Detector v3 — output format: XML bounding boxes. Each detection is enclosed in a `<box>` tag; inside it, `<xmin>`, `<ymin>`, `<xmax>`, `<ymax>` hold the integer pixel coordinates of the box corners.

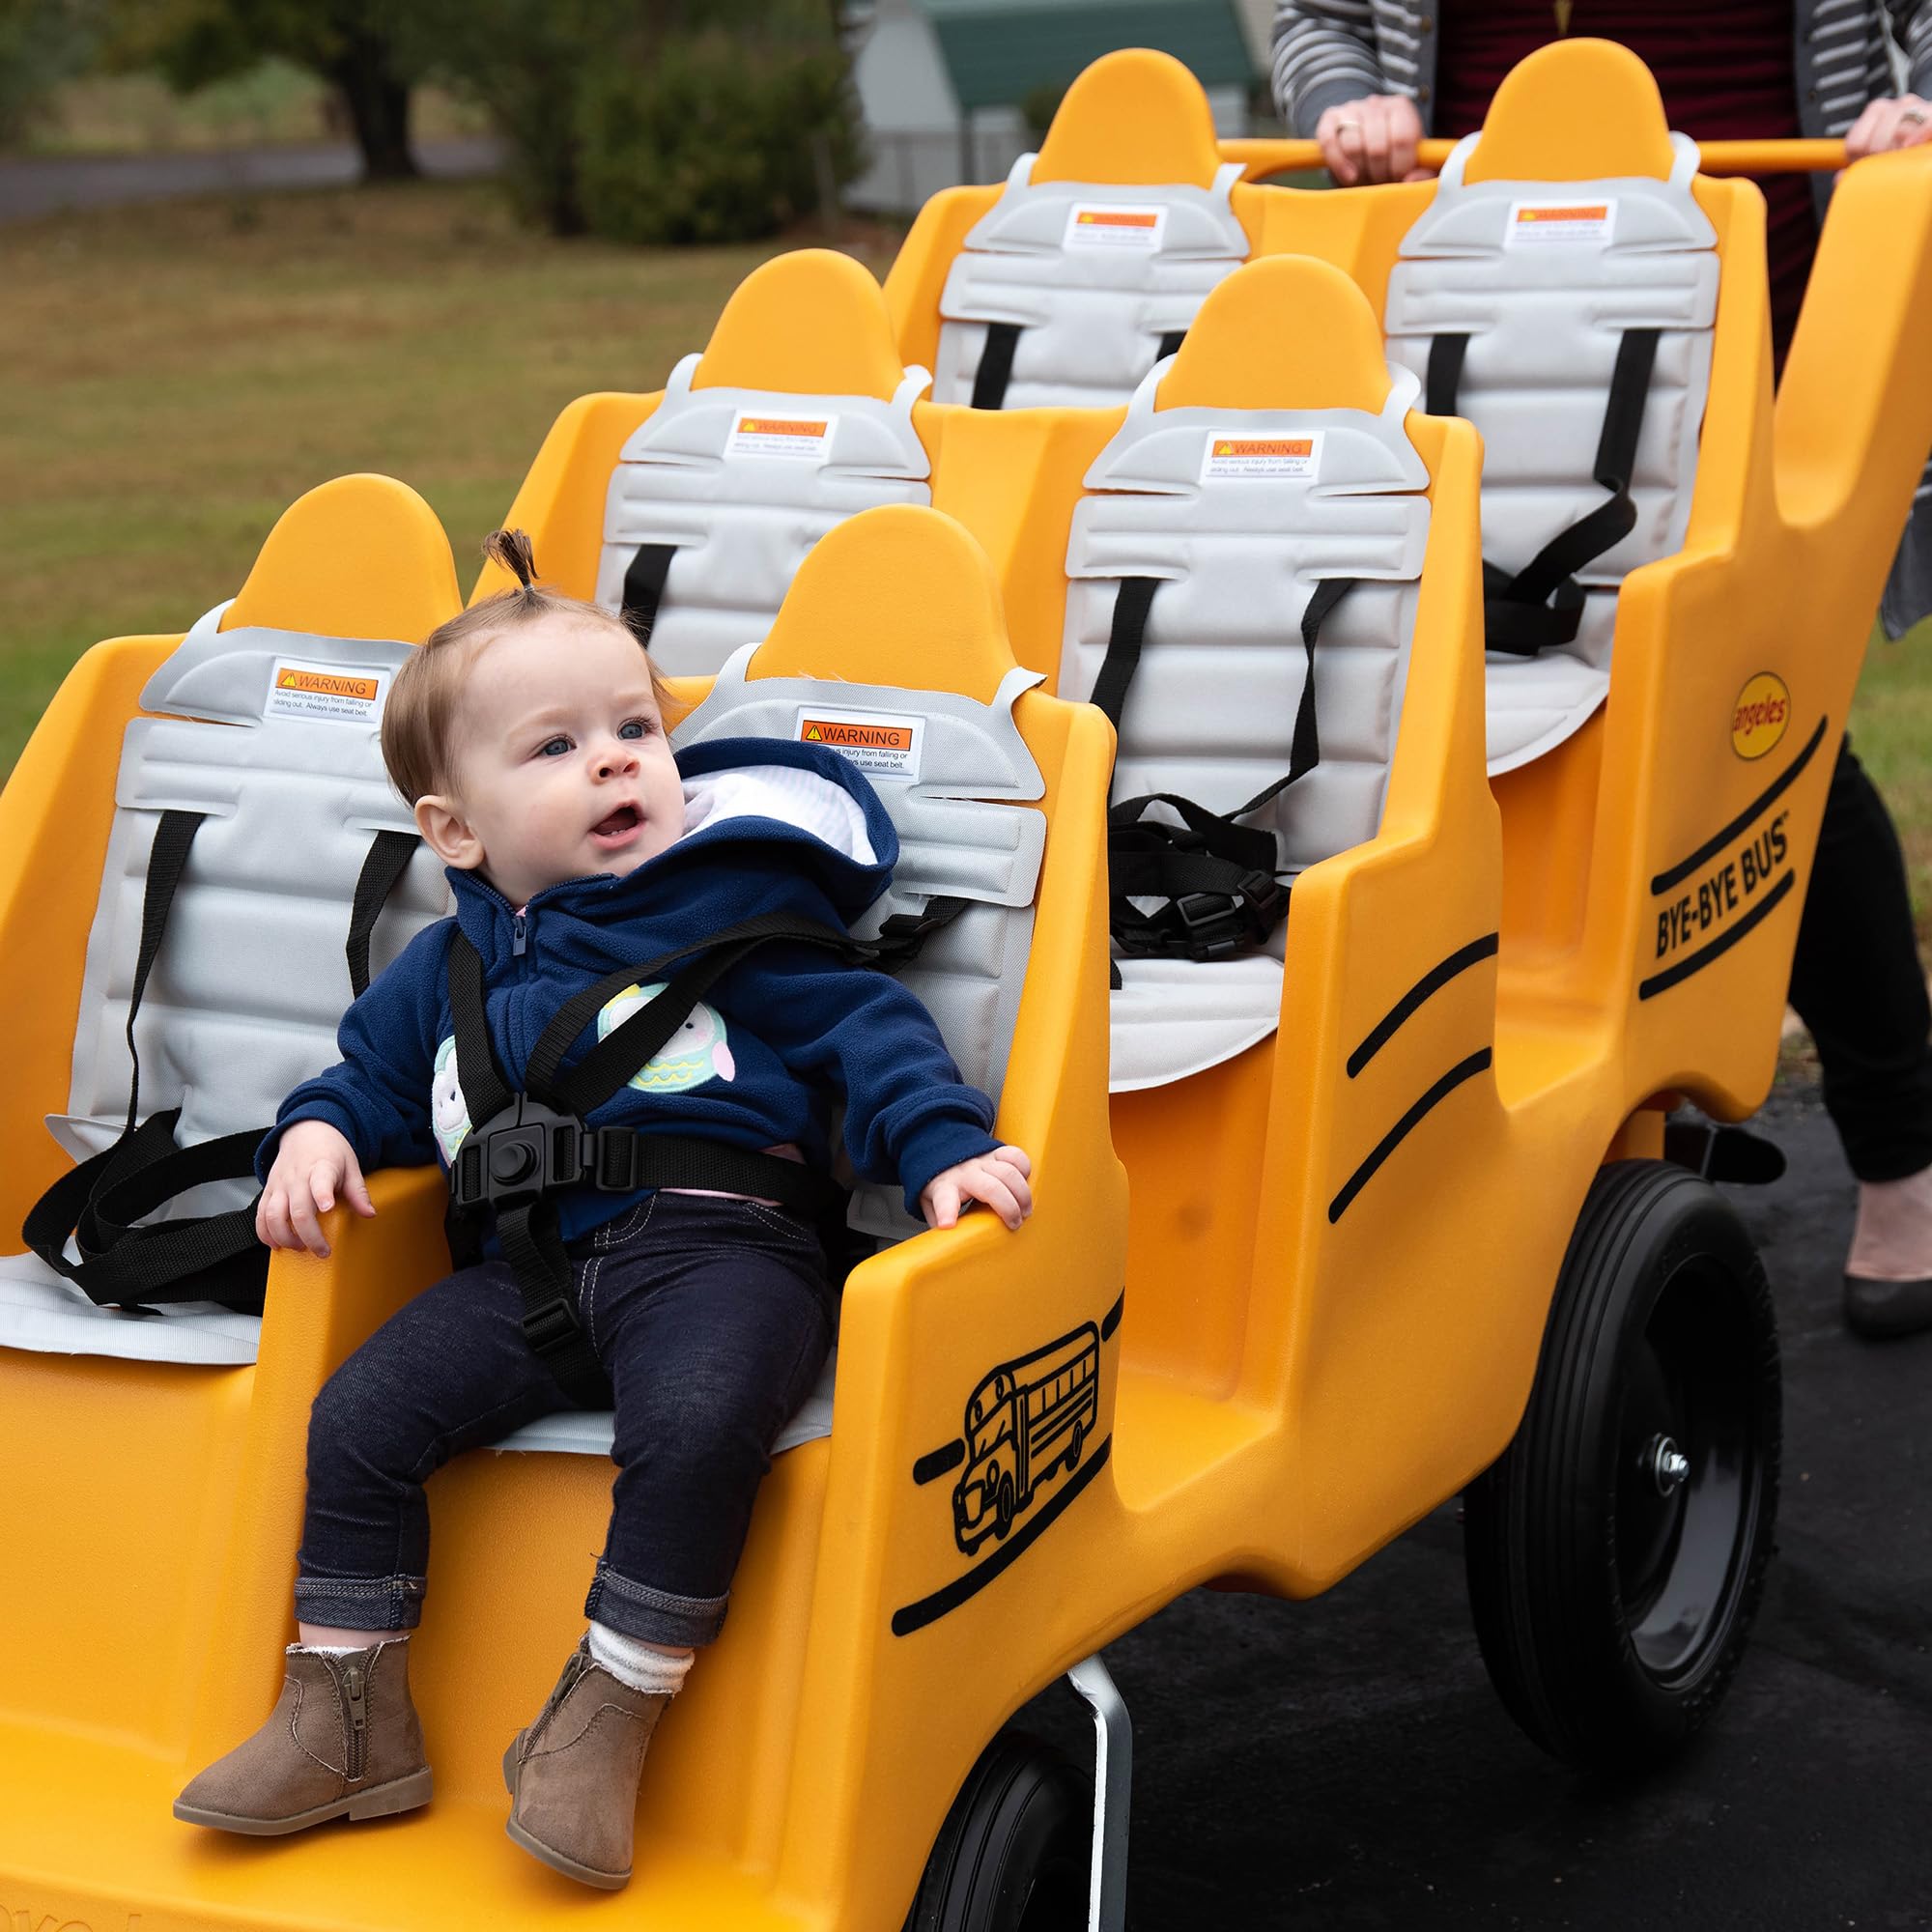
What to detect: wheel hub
<box><xmin>1646</xmin><ymin>1434</ymin><xmax>1690</xmax><ymax>1495</ymax></box>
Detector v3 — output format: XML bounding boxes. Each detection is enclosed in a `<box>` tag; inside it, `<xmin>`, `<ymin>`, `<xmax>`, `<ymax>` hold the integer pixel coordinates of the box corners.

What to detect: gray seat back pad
<box><xmin>1384</xmin><ymin>130</ymin><xmax>1718</xmax><ymax>774</ymax></box>
<box><xmin>59</xmin><ymin>602</ymin><xmax>451</xmax><ymax>1198</ymax></box>
<box><xmin>595</xmin><ymin>355</ymin><xmax>933</xmax><ymax>677</ymax></box>
<box><xmin>1063</xmin><ymin>357</ymin><xmax>1432</xmax><ymax>941</ymax></box>
<box><xmin>672</xmin><ymin>643</ymin><xmax>1046</xmax><ymax>1240</ymax></box>
<box><xmin>934</xmin><ymin>156</ymin><xmax>1250</xmax><ymax>409</ymax></box>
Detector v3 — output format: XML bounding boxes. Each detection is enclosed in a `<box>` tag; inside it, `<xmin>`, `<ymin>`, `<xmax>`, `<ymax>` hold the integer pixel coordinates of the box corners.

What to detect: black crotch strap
<box><xmin>971</xmin><ymin>322</ymin><xmax>1021</xmax><ymax>410</ymax></box>
<box><xmin>443</xmin><ymin>915</ymin><xmax>873</xmax><ymax>1404</ymax></box>
<box><xmin>620</xmin><ymin>542</ymin><xmax>676</xmax><ymax>644</ymax></box>
<box><xmin>1100</xmin><ymin>576</ymin><xmax>1355</xmax><ymax>963</ymax></box>
<box><xmin>1427</xmin><ymin>327</ymin><xmax>1660</xmax><ymax>657</ymax></box>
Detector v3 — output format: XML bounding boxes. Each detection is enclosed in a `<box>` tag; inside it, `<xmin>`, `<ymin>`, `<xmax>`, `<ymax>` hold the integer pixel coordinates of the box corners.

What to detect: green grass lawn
<box><xmin>4</xmin><ymin>181</ymin><xmax>896</xmax><ymax>768</ymax></box>
<box><xmin>6</xmin><ymin>178</ymin><xmax>1929</xmax><ymax>950</ymax></box>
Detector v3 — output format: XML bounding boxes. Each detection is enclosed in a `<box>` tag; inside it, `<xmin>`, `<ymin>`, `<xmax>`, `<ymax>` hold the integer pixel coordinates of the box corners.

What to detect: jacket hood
<box><xmin>446</xmin><ymin>736</ymin><xmax>899</xmax><ymax>940</ymax></box>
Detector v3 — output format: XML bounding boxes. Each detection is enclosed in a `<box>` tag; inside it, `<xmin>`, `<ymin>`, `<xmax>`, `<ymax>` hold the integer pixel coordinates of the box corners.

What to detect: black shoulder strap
<box><xmin>22</xmin><ymin>810</ymin><xmax>267</xmax><ymax>1312</ymax></box>
<box><xmin>620</xmin><ymin>543</ymin><xmax>676</xmax><ymax>643</ymax></box>
<box><xmin>1426</xmin><ymin>326</ymin><xmax>1660</xmax><ymax>657</ymax></box>
<box><xmin>972</xmin><ymin>322</ymin><xmax>1022</xmax><ymax>411</ymax></box>
<box><xmin>1099</xmin><ymin>577</ymin><xmax>1356</xmax><ymax>962</ymax></box>
<box><xmin>347</xmin><ymin>830</ymin><xmax>420</xmax><ymax>1001</ymax></box>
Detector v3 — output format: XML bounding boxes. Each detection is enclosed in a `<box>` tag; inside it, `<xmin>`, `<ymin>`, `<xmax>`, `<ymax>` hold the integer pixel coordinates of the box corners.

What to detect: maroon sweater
<box><xmin>1435</xmin><ymin>2</ymin><xmax>1817</xmax><ymax>367</ymax></box>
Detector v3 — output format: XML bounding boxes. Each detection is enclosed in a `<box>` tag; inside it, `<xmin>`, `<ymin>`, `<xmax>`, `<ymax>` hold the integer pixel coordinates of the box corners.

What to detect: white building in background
<box><xmin>846</xmin><ymin>0</ymin><xmax>1265</xmax><ymax>214</ymax></box>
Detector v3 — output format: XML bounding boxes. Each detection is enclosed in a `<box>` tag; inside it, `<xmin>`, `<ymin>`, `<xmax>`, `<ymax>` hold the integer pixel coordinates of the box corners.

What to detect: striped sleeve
<box><xmin>1894</xmin><ymin>0</ymin><xmax>1932</xmax><ymax>97</ymax></box>
<box><xmin>1269</xmin><ymin>0</ymin><xmax>1391</xmax><ymax>133</ymax></box>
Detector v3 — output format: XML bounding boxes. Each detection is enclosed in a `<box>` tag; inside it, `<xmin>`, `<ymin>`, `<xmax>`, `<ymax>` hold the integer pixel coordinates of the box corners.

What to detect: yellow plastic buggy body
<box><xmin>1</xmin><ymin>36</ymin><xmax>1929</xmax><ymax>1932</ymax></box>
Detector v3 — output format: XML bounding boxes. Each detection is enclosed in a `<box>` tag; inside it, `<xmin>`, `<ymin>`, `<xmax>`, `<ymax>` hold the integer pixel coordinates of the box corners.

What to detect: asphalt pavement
<box><xmin>0</xmin><ymin>137</ymin><xmax>500</xmax><ymax>223</ymax></box>
<box><xmin>1022</xmin><ymin>1082</ymin><xmax>1929</xmax><ymax>1930</ymax></box>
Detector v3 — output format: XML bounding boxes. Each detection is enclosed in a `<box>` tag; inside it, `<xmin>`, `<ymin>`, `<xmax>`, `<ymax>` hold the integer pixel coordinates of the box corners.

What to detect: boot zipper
<box><xmin>342</xmin><ymin>1660</ymin><xmax>368</xmax><ymax>1782</ymax></box>
<box><xmin>529</xmin><ymin>1651</ymin><xmax>591</xmax><ymax>1749</ymax></box>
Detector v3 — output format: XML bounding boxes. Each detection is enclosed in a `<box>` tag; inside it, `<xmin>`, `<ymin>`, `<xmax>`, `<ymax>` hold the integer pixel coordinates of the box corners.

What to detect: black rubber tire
<box><xmin>905</xmin><ymin>1730</ymin><xmax>1090</xmax><ymax>1932</ymax></box>
<box><xmin>1463</xmin><ymin>1159</ymin><xmax>1781</xmax><ymax>1772</ymax></box>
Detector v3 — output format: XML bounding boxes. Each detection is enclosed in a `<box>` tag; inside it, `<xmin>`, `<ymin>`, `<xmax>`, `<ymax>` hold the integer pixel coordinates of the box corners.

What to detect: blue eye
<box><xmin>538</xmin><ymin>736</ymin><xmax>571</xmax><ymax>757</ymax></box>
<box><xmin>618</xmin><ymin>719</ymin><xmax>649</xmax><ymax>741</ymax></box>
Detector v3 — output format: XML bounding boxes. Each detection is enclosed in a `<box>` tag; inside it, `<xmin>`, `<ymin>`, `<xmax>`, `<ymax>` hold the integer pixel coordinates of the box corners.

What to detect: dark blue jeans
<box><xmin>293</xmin><ymin>1191</ymin><xmax>833</xmax><ymax>1648</ymax></box>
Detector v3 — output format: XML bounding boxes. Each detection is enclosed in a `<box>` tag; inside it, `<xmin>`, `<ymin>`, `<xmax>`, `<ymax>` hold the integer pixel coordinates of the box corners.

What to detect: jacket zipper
<box><xmin>512</xmin><ymin>912</ymin><xmax>527</xmax><ymax>957</ymax></box>
<box><xmin>342</xmin><ymin>1659</ymin><xmax>368</xmax><ymax>1781</ymax></box>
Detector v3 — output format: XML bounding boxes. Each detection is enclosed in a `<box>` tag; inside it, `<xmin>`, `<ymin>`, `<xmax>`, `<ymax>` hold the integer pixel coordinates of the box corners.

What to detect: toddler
<box><xmin>174</xmin><ymin>530</ymin><xmax>1032</xmax><ymax>1888</ymax></box>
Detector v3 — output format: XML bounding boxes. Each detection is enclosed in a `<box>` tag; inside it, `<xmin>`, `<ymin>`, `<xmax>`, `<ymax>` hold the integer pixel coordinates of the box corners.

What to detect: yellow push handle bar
<box><xmin>1220</xmin><ymin>136</ymin><xmax>1849</xmax><ymax>181</ymax></box>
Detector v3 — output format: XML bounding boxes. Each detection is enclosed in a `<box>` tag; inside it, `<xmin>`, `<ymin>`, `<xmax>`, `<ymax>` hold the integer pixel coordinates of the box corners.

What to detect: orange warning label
<box><xmin>727</xmin><ymin>411</ymin><xmax>838</xmax><ymax>462</ymax></box>
<box><xmin>1064</xmin><ymin>201</ymin><xmax>1168</xmax><ymax>250</ymax></box>
<box><xmin>1211</xmin><ymin>438</ymin><xmax>1314</xmax><ymax>460</ymax></box>
<box><xmin>794</xmin><ymin>704</ymin><xmax>924</xmax><ymax>781</ymax></box>
<box><xmin>265</xmin><ymin>657</ymin><xmax>386</xmax><ymax>724</ymax></box>
<box><xmin>1517</xmin><ymin>204</ymin><xmax>1609</xmax><ymax>224</ymax></box>
<box><xmin>1201</xmin><ymin>427</ymin><xmax>1324</xmax><ymax>482</ymax></box>
<box><xmin>801</xmin><ymin>718</ymin><xmax>914</xmax><ymax>752</ymax></box>
<box><xmin>277</xmin><ymin>668</ymin><xmax>379</xmax><ymax>701</ymax></box>
<box><xmin>1506</xmin><ymin>196</ymin><xmax>1617</xmax><ymax>247</ymax></box>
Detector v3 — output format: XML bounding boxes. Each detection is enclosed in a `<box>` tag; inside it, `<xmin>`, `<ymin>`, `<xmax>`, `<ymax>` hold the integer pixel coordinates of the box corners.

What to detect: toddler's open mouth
<box><xmin>590</xmin><ymin>803</ymin><xmax>643</xmax><ymax>847</ymax></box>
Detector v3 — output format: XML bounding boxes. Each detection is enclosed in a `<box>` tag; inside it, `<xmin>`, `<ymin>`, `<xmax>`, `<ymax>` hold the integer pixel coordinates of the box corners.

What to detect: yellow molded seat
<box><xmin>884</xmin><ymin>48</ymin><xmax>1270</xmax><ymax>411</ymax></box>
<box><xmin>0</xmin><ymin>487</ymin><xmax>1130</xmax><ymax>1932</ymax></box>
<box><xmin>489</xmin><ymin>247</ymin><xmax>945</xmax><ymax>680</ymax></box>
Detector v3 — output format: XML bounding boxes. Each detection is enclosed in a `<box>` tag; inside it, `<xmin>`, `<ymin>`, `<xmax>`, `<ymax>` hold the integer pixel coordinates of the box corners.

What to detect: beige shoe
<box><xmin>503</xmin><ymin>1637</ymin><xmax>668</xmax><ymax>1889</ymax></box>
<box><xmin>174</xmin><ymin>1637</ymin><xmax>432</xmax><ymax>1835</ymax></box>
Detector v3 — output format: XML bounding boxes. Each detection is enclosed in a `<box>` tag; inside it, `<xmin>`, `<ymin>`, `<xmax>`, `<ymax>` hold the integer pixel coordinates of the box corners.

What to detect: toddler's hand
<box><xmin>921</xmin><ymin>1146</ymin><xmax>1033</xmax><ymax>1233</ymax></box>
<box><xmin>257</xmin><ymin>1120</ymin><xmax>376</xmax><ymax>1259</ymax></box>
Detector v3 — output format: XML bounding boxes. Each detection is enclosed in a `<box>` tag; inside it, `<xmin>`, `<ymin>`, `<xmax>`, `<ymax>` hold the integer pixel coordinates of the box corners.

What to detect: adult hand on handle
<box><xmin>1315</xmin><ymin>94</ymin><xmax>1434</xmax><ymax>185</ymax></box>
<box><xmin>1845</xmin><ymin>93</ymin><xmax>1932</xmax><ymax>159</ymax></box>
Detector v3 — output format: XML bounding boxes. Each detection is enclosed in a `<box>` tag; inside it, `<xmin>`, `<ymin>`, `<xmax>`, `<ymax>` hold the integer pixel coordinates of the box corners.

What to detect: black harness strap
<box><xmin>971</xmin><ymin>322</ymin><xmax>1022</xmax><ymax>411</ymax></box>
<box><xmin>348</xmin><ymin>831</ymin><xmax>420</xmax><ymax>1001</ymax></box>
<box><xmin>22</xmin><ymin>812</ymin><xmax>262</xmax><ymax>1310</ymax></box>
<box><xmin>23</xmin><ymin>816</ymin><xmax>425</xmax><ymax>1314</ymax></box>
<box><xmin>443</xmin><ymin>915</ymin><xmax>883</xmax><ymax>1404</ymax></box>
<box><xmin>1427</xmin><ymin>327</ymin><xmax>1661</xmax><ymax>657</ymax></box>
<box><xmin>1095</xmin><ymin>575</ymin><xmax>1355</xmax><ymax>962</ymax></box>
<box><xmin>619</xmin><ymin>542</ymin><xmax>677</xmax><ymax>644</ymax></box>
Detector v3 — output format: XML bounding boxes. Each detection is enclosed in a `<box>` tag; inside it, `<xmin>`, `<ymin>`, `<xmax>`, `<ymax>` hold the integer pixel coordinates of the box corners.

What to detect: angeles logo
<box><xmin>1730</xmin><ymin>672</ymin><xmax>1791</xmax><ymax>759</ymax></box>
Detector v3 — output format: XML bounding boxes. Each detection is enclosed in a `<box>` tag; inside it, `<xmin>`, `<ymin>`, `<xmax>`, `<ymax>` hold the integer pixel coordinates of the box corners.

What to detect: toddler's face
<box><xmin>421</xmin><ymin>613</ymin><xmax>685</xmax><ymax>906</ymax></box>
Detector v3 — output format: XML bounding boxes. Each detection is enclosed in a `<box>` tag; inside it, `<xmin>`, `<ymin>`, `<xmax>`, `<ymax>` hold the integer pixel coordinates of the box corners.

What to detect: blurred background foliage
<box><xmin>3</xmin><ymin>0</ymin><xmax>866</xmax><ymax>241</ymax></box>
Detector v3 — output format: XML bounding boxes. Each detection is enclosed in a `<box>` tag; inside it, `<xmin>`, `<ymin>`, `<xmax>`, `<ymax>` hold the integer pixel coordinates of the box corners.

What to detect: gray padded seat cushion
<box><xmin>0</xmin><ymin>604</ymin><xmax>451</xmax><ymax>1365</ymax></box>
<box><xmin>593</xmin><ymin>355</ymin><xmax>933</xmax><ymax>676</ymax></box>
<box><xmin>1064</xmin><ymin>363</ymin><xmax>1430</xmax><ymax>1091</ymax></box>
<box><xmin>933</xmin><ymin>156</ymin><xmax>1250</xmax><ymax>410</ymax></box>
<box><xmin>1384</xmin><ymin>131</ymin><xmax>1717</xmax><ymax>775</ymax></box>
<box><xmin>496</xmin><ymin>645</ymin><xmax>1048</xmax><ymax>1459</ymax></box>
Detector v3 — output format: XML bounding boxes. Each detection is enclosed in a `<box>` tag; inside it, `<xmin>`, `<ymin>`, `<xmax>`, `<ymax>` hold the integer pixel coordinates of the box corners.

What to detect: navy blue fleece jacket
<box><xmin>258</xmin><ymin>737</ymin><xmax>1000</xmax><ymax>1237</ymax></box>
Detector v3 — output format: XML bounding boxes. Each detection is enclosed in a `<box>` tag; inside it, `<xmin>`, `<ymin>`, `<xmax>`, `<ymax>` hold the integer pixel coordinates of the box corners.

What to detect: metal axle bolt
<box><xmin>1648</xmin><ymin>1435</ymin><xmax>1690</xmax><ymax>1495</ymax></box>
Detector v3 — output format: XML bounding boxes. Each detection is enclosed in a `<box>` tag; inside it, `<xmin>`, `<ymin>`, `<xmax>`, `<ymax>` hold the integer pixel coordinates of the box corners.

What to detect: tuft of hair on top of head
<box><xmin>483</xmin><ymin>527</ymin><xmax>538</xmax><ymax>593</ymax></box>
<box><xmin>381</xmin><ymin>526</ymin><xmax>678</xmax><ymax>810</ymax></box>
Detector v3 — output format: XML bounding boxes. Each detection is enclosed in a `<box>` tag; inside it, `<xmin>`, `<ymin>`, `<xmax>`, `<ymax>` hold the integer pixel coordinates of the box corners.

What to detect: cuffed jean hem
<box><xmin>583</xmin><ymin>1559</ymin><xmax>728</xmax><ymax>1648</ymax></box>
<box><xmin>294</xmin><ymin>1571</ymin><xmax>429</xmax><ymax>1633</ymax></box>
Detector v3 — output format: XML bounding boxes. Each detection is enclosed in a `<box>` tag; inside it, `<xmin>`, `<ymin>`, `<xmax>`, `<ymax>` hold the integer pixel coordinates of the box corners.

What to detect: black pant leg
<box><xmin>1788</xmin><ymin>738</ymin><xmax>1932</xmax><ymax>1182</ymax></box>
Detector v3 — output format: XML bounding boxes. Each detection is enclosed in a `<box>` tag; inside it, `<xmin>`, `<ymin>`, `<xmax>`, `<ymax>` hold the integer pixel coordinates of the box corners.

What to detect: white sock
<box><xmin>587</xmin><ymin>1621</ymin><xmax>694</xmax><ymax>1697</ymax></box>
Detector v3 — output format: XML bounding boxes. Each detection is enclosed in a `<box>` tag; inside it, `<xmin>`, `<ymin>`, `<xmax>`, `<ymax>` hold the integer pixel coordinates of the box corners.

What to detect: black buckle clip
<box><xmin>448</xmin><ymin>1096</ymin><xmax>595</xmax><ymax>1212</ymax></box>
<box><xmin>520</xmin><ymin>1294</ymin><xmax>583</xmax><ymax>1355</ymax></box>
<box><xmin>1174</xmin><ymin>870</ymin><xmax>1288</xmax><ymax>962</ymax></box>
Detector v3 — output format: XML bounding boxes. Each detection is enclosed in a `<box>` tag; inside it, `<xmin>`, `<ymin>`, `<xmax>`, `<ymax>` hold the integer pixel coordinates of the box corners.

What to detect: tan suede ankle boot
<box><xmin>174</xmin><ymin>1636</ymin><xmax>432</xmax><ymax>1835</ymax></box>
<box><xmin>503</xmin><ymin>1636</ymin><xmax>668</xmax><ymax>1889</ymax></box>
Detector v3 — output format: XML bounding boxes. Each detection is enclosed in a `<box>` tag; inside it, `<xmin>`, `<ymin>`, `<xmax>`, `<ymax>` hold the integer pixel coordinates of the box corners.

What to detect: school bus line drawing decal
<box><xmin>891</xmin><ymin>1296</ymin><xmax>1121</xmax><ymax>1638</ymax></box>
<box><xmin>951</xmin><ymin>1323</ymin><xmax>1100</xmax><ymax>1555</ymax></box>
